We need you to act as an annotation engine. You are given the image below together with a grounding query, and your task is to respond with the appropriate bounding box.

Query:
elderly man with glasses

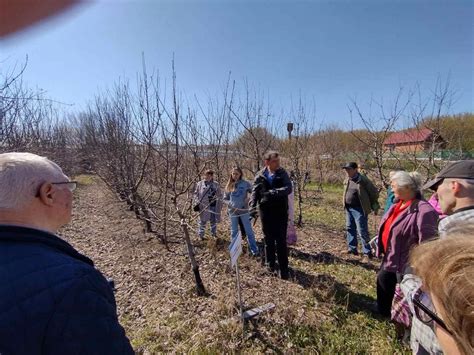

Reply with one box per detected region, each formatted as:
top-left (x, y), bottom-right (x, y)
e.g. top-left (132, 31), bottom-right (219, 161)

top-left (0, 152), bottom-right (133, 354)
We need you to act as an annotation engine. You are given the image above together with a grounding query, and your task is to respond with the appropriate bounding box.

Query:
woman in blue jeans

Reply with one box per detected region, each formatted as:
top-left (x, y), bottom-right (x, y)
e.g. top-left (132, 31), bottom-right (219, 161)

top-left (224, 167), bottom-right (260, 256)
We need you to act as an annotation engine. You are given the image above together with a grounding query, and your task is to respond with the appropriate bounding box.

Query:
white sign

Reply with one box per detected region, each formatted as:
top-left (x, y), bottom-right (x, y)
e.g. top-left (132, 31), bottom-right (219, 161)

top-left (242, 302), bottom-right (276, 320)
top-left (229, 234), bottom-right (242, 267)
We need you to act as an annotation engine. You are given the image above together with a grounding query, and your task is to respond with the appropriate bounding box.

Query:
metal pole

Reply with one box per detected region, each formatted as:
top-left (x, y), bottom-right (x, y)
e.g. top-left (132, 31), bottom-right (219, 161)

top-left (235, 261), bottom-right (244, 333)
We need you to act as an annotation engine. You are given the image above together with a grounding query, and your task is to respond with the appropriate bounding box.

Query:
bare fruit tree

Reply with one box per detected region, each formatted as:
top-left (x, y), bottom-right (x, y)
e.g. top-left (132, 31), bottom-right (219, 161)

top-left (229, 80), bottom-right (280, 175)
top-left (282, 96), bottom-right (316, 226)
top-left (348, 88), bottom-right (413, 187)
top-left (76, 60), bottom-right (239, 296)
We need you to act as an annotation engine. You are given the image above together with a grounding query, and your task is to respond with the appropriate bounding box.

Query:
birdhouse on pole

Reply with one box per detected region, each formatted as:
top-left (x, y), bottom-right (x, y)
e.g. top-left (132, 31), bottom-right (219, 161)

top-left (287, 122), bottom-right (294, 140)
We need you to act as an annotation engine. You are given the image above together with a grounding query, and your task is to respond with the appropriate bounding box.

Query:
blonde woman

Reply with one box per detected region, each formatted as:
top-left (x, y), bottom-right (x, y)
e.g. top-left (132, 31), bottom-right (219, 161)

top-left (223, 167), bottom-right (259, 256)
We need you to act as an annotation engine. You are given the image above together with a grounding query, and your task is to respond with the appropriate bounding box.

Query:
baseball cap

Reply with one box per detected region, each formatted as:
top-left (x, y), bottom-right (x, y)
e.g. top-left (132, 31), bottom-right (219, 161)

top-left (423, 160), bottom-right (474, 190)
top-left (341, 162), bottom-right (358, 169)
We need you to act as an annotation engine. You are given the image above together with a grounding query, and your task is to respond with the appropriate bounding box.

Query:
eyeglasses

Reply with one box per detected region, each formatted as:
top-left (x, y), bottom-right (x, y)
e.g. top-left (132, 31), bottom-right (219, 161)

top-left (35, 181), bottom-right (78, 197)
top-left (51, 181), bottom-right (78, 192)
top-left (413, 291), bottom-right (453, 335)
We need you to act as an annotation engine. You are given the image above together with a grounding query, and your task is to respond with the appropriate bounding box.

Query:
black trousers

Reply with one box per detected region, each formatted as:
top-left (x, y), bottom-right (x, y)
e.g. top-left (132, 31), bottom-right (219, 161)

top-left (376, 268), bottom-right (397, 317)
top-left (260, 208), bottom-right (289, 275)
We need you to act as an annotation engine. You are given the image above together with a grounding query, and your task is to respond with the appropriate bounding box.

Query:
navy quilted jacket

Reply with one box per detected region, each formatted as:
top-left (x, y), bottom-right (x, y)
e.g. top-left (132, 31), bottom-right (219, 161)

top-left (0, 226), bottom-right (134, 355)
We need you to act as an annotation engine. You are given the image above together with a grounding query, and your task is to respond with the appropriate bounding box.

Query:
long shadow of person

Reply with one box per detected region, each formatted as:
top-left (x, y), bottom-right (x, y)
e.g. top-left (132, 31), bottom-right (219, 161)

top-left (288, 248), bottom-right (379, 272)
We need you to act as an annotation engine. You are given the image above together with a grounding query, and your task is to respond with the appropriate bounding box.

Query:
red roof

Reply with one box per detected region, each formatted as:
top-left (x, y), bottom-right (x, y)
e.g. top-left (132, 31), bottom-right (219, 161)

top-left (384, 128), bottom-right (433, 145)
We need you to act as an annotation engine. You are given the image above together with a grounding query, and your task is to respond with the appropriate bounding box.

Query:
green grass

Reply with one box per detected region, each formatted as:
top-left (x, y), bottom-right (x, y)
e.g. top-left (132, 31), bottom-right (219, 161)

top-left (302, 183), bottom-right (346, 232)
top-left (74, 174), bottom-right (96, 186)
top-left (284, 315), bottom-right (407, 354)
top-left (302, 182), bottom-right (380, 235)
top-left (305, 182), bottom-right (344, 194)
top-left (287, 256), bottom-right (409, 354)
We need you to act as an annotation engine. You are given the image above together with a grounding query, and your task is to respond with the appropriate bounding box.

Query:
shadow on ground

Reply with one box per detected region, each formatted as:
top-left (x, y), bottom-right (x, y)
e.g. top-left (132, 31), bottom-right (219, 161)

top-left (289, 248), bottom-right (379, 272)
top-left (289, 267), bottom-right (380, 318)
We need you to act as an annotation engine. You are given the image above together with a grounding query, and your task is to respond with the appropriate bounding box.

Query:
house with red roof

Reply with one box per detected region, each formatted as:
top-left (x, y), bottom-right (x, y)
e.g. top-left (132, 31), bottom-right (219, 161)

top-left (384, 127), bottom-right (446, 153)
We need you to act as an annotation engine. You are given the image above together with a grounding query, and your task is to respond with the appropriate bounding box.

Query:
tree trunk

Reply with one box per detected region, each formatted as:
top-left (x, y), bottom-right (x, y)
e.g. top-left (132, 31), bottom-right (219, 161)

top-left (178, 213), bottom-right (206, 296)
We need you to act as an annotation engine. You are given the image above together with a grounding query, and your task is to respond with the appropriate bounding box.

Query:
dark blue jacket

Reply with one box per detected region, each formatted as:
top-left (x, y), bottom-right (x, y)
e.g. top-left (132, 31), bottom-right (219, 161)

top-left (0, 226), bottom-right (134, 355)
top-left (250, 167), bottom-right (293, 214)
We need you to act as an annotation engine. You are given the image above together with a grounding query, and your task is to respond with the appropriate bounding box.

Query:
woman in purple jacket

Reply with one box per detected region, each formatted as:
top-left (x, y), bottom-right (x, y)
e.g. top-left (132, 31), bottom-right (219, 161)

top-left (376, 171), bottom-right (439, 317)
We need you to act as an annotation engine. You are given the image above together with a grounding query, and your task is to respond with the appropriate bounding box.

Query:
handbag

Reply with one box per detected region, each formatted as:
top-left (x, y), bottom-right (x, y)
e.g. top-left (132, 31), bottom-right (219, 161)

top-left (287, 223), bottom-right (297, 245)
top-left (391, 283), bottom-right (412, 327)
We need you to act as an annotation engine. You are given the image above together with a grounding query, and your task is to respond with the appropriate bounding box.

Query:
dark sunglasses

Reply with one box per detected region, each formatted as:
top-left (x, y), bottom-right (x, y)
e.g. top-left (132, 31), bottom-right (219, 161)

top-left (413, 291), bottom-right (453, 336)
top-left (35, 181), bottom-right (78, 197)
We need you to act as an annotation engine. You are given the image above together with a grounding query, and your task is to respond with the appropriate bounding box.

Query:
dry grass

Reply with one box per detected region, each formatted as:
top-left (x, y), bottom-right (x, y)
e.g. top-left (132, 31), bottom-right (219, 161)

top-left (61, 177), bottom-right (409, 354)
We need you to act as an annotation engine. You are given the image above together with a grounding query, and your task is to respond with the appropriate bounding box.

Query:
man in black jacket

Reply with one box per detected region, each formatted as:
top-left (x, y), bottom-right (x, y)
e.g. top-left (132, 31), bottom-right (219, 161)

top-left (250, 151), bottom-right (293, 279)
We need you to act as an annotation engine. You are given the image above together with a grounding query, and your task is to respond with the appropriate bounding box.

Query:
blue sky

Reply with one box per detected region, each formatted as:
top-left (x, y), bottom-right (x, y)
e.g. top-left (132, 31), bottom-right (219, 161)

top-left (1, 0), bottom-right (472, 126)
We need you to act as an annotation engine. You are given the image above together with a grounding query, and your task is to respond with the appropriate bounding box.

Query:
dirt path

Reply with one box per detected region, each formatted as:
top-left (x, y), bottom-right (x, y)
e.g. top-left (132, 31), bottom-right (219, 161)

top-left (60, 176), bottom-right (393, 353)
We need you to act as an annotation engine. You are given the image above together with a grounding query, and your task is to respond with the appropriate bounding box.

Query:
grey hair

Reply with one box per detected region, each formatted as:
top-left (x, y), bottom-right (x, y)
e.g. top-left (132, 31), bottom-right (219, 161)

top-left (0, 152), bottom-right (65, 210)
top-left (391, 171), bottom-right (423, 193)
top-left (388, 168), bottom-right (405, 179)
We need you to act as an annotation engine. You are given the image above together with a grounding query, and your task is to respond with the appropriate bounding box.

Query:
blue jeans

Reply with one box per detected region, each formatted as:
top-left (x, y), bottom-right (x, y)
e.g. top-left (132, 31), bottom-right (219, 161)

top-left (198, 205), bottom-right (217, 237)
top-left (230, 213), bottom-right (259, 255)
top-left (345, 206), bottom-right (371, 255)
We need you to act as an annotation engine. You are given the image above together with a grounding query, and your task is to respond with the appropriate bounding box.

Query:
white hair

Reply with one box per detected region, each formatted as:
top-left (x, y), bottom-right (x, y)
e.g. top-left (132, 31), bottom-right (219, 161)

top-left (388, 169), bottom-right (404, 180)
top-left (0, 152), bottom-right (65, 210)
top-left (391, 171), bottom-right (423, 193)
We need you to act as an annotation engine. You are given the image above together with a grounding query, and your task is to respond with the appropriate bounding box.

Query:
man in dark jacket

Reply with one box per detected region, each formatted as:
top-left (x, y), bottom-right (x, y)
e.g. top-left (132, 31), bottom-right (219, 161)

top-left (250, 151), bottom-right (293, 279)
top-left (342, 162), bottom-right (380, 261)
top-left (0, 152), bottom-right (133, 355)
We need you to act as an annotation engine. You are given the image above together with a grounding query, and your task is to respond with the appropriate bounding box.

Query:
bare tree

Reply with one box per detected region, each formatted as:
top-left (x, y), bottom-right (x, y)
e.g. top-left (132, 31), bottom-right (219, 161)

top-left (281, 96), bottom-right (316, 226)
top-left (76, 59), bottom-right (216, 296)
top-left (348, 88), bottom-right (412, 187)
top-left (229, 80), bottom-right (280, 175)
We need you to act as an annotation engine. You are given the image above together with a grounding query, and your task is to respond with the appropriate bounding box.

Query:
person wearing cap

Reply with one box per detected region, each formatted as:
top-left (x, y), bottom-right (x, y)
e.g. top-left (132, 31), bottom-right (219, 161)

top-left (425, 160), bottom-right (474, 238)
top-left (342, 162), bottom-right (380, 260)
top-left (0, 152), bottom-right (133, 354)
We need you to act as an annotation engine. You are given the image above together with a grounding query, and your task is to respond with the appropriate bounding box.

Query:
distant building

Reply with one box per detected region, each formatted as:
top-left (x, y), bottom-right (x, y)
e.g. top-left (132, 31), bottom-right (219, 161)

top-left (384, 127), bottom-right (446, 153)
